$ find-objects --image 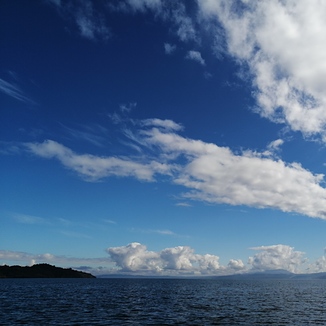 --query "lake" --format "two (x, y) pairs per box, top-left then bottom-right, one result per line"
(1, 278), (325, 325)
